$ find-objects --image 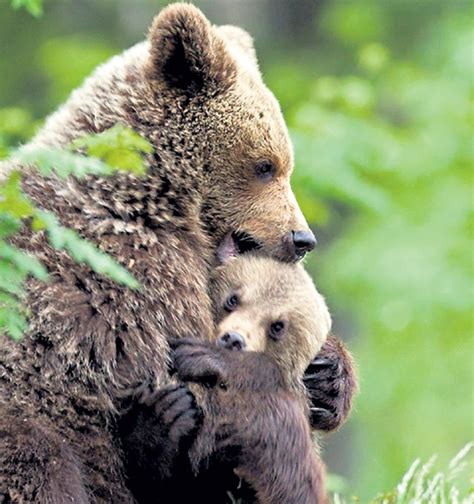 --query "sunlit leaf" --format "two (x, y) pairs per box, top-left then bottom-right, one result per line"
(0, 170), (35, 218)
(0, 213), (21, 238)
(71, 124), (153, 176)
(0, 240), (48, 280)
(0, 305), (28, 341)
(0, 260), (25, 296)
(14, 148), (113, 179)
